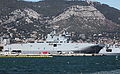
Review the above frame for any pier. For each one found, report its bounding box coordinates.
[0,53,104,57]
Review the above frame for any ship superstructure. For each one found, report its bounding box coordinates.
[3,30,104,54]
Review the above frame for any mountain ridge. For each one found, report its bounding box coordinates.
[0,0,120,41]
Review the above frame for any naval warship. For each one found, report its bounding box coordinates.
[3,30,104,54]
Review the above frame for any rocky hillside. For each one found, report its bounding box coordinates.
[0,0,120,40]
[50,5,119,34]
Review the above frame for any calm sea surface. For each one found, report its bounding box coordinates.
[0,56,120,74]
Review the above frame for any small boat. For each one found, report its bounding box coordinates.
[99,44,120,55]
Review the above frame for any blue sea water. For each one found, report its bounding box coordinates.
[0,56,120,74]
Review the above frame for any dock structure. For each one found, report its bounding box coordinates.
[0,53,104,57]
[50,53,104,56]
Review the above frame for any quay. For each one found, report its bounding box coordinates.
[0,53,104,57]
[50,53,104,56]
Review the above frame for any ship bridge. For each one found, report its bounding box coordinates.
[46,30,71,43]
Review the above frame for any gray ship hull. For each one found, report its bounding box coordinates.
[3,43,104,54]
